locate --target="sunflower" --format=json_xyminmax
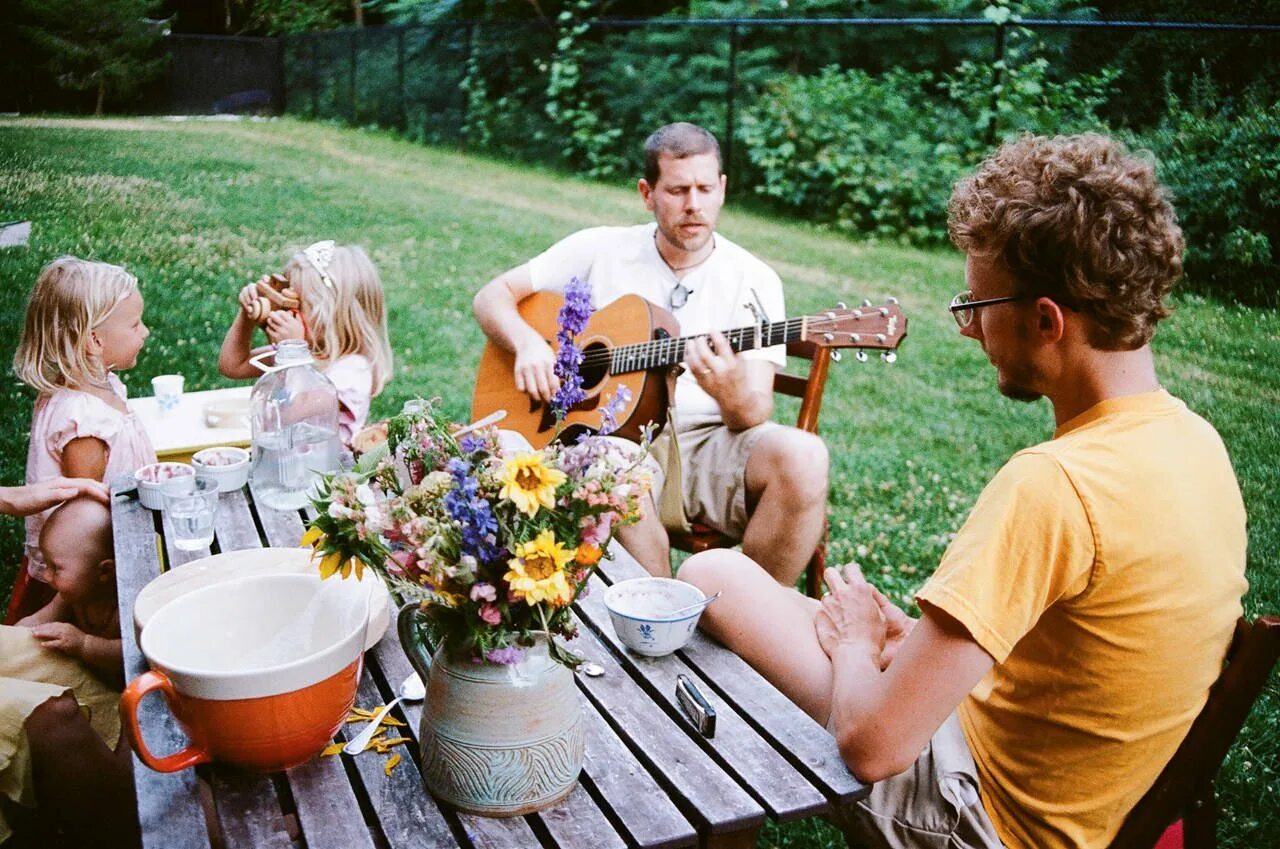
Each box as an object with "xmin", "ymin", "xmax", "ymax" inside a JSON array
[
  {"xmin": 301, "ymin": 526, "xmax": 364, "ymax": 579},
  {"xmin": 499, "ymin": 452, "xmax": 566, "ymax": 516},
  {"xmin": 504, "ymin": 530, "xmax": 576, "ymax": 606}
]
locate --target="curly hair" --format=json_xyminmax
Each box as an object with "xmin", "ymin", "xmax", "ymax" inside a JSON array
[{"xmin": 948, "ymin": 133, "xmax": 1184, "ymax": 350}]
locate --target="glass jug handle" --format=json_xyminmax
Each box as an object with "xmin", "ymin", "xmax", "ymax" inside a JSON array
[{"xmin": 249, "ymin": 349, "xmax": 278, "ymax": 374}]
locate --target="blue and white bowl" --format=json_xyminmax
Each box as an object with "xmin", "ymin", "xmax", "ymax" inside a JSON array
[{"xmin": 603, "ymin": 577, "xmax": 706, "ymax": 657}]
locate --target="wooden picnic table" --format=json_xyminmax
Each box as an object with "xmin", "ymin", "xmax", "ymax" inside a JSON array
[{"xmin": 112, "ymin": 480, "xmax": 868, "ymax": 849}]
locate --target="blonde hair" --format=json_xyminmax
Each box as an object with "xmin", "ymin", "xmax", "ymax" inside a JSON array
[
  {"xmin": 13, "ymin": 257, "xmax": 140, "ymax": 394},
  {"xmin": 283, "ymin": 244, "xmax": 392, "ymax": 394}
]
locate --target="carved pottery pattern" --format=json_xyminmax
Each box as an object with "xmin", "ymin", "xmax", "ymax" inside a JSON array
[{"xmin": 422, "ymin": 712, "xmax": 585, "ymax": 814}]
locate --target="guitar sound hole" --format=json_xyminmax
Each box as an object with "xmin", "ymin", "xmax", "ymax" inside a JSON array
[{"xmin": 579, "ymin": 342, "xmax": 610, "ymax": 390}]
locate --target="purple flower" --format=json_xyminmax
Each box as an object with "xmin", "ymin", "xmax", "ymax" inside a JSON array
[
  {"xmin": 598, "ymin": 385, "xmax": 632, "ymax": 436},
  {"xmin": 459, "ymin": 434, "xmax": 486, "ymax": 454},
  {"xmin": 443, "ymin": 459, "xmax": 502, "ymax": 564},
  {"xmin": 485, "ymin": 645, "xmax": 526, "ymax": 665},
  {"xmin": 551, "ymin": 277, "xmax": 593, "ymax": 418}
]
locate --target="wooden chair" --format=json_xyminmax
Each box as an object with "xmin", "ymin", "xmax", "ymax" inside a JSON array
[
  {"xmin": 1108, "ymin": 614, "xmax": 1280, "ymax": 849},
  {"xmin": 668, "ymin": 338, "xmax": 834, "ymax": 598}
]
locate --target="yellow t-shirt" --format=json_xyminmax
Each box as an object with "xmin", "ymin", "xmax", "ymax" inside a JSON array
[{"xmin": 917, "ymin": 390, "xmax": 1247, "ymax": 849}]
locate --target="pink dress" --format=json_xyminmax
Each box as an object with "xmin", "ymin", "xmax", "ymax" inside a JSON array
[
  {"xmin": 24, "ymin": 374, "xmax": 156, "ymax": 579},
  {"xmin": 323, "ymin": 354, "xmax": 374, "ymax": 447}
]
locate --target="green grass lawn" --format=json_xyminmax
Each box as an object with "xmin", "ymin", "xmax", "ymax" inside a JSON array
[{"xmin": 1, "ymin": 116, "xmax": 1277, "ymax": 847}]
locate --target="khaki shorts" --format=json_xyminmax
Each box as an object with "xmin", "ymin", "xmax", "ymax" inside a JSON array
[
  {"xmin": 643, "ymin": 414, "xmax": 782, "ymax": 538},
  {"xmin": 832, "ymin": 714, "xmax": 1005, "ymax": 849}
]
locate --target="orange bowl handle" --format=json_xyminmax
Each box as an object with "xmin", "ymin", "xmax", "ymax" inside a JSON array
[{"xmin": 120, "ymin": 670, "xmax": 210, "ymax": 773}]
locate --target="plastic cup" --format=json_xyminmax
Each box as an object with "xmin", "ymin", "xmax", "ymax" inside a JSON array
[
  {"xmin": 152, "ymin": 374, "xmax": 185, "ymax": 417},
  {"xmin": 162, "ymin": 475, "xmax": 218, "ymax": 551}
]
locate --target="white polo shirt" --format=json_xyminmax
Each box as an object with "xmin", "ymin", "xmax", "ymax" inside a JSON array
[{"xmin": 527, "ymin": 223, "xmax": 786, "ymax": 418}]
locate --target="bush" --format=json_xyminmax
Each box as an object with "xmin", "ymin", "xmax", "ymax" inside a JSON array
[{"xmin": 1133, "ymin": 78, "xmax": 1280, "ymax": 307}]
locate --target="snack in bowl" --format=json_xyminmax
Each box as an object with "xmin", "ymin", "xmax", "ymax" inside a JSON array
[
  {"xmin": 191, "ymin": 446, "xmax": 250, "ymax": 492},
  {"xmin": 603, "ymin": 577, "xmax": 707, "ymax": 657},
  {"xmin": 135, "ymin": 462, "xmax": 194, "ymax": 510},
  {"xmin": 350, "ymin": 421, "xmax": 388, "ymax": 456}
]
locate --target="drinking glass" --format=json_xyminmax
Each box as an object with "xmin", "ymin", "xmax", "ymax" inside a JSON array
[{"xmin": 162, "ymin": 474, "xmax": 219, "ymax": 551}]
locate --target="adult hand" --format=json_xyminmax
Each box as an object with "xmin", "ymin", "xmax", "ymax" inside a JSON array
[
  {"xmin": 265, "ymin": 310, "xmax": 306, "ymax": 342},
  {"xmin": 870, "ymin": 585, "xmax": 916, "ymax": 670},
  {"xmin": 814, "ymin": 565, "xmax": 886, "ymax": 664},
  {"xmin": 30, "ymin": 622, "xmax": 87, "ymax": 657},
  {"xmin": 683, "ymin": 331, "xmax": 742, "ymax": 398},
  {"xmin": 0, "ymin": 478, "xmax": 110, "ymax": 517},
  {"xmin": 514, "ymin": 339, "xmax": 559, "ymax": 404}
]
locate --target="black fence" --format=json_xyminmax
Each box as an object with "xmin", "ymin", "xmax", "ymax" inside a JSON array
[{"xmin": 165, "ymin": 16, "xmax": 1278, "ymax": 177}]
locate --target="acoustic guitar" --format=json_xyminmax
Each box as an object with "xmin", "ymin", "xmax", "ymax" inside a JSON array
[{"xmin": 472, "ymin": 292, "xmax": 908, "ymax": 449}]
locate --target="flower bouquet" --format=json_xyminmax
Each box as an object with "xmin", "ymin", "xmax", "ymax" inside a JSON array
[
  {"xmin": 300, "ymin": 279, "xmax": 651, "ymax": 815},
  {"xmin": 300, "ymin": 279, "xmax": 651, "ymax": 668}
]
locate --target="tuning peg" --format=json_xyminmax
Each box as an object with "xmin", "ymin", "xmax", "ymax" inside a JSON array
[
  {"xmin": 830, "ymin": 350, "xmax": 842, "ymax": 363},
  {"xmin": 836, "ymin": 301, "xmax": 847, "ymax": 309},
  {"xmin": 878, "ymin": 307, "xmax": 889, "ymax": 317},
  {"xmin": 861, "ymin": 298, "xmax": 872, "ymax": 307},
  {"xmin": 848, "ymin": 333, "xmax": 862, "ymax": 343},
  {"xmin": 876, "ymin": 334, "xmax": 887, "ymax": 344},
  {"xmin": 881, "ymin": 351, "xmax": 897, "ymax": 364},
  {"xmin": 825, "ymin": 311, "xmax": 837, "ymax": 320},
  {"xmin": 823, "ymin": 332, "xmax": 835, "ymax": 342},
  {"xmin": 855, "ymin": 350, "xmax": 869, "ymax": 363},
  {"xmin": 887, "ymin": 297, "xmax": 899, "ymax": 305}
]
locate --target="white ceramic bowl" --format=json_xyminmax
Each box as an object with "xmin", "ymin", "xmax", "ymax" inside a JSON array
[
  {"xmin": 192, "ymin": 446, "xmax": 250, "ymax": 492},
  {"xmin": 135, "ymin": 462, "xmax": 195, "ymax": 510},
  {"xmin": 603, "ymin": 577, "xmax": 706, "ymax": 657}
]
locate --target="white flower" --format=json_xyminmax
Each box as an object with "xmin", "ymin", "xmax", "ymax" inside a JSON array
[{"xmin": 328, "ymin": 502, "xmax": 351, "ymax": 520}]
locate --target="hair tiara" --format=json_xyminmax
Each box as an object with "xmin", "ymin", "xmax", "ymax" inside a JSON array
[{"xmin": 302, "ymin": 240, "xmax": 337, "ymax": 290}]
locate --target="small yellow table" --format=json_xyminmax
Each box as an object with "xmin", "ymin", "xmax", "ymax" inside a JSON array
[{"xmin": 128, "ymin": 386, "xmax": 252, "ymax": 464}]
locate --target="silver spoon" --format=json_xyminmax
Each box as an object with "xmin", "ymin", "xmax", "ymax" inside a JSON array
[
  {"xmin": 664, "ymin": 590, "xmax": 722, "ymax": 620},
  {"xmin": 343, "ymin": 672, "xmax": 426, "ymax": 755}
]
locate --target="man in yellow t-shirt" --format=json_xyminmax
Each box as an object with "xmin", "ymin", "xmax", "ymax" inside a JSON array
[{"xmin": 679, "ymin": 133, "xmax": 1248, "ymax": 849}]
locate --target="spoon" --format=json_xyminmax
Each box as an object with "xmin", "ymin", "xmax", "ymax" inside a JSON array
[
  {"xmin": 664, "ymin": 590, "xmax": 722, "ymax": 620},
  {"xmin": 343, "ymin": 672, "xmax": 426, "ymax": 755}
]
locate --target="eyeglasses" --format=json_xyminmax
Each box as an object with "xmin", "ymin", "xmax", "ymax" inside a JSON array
[
  {"xmin": 948, "ymin": 290, "xmax": 1034, "ymax": 328},
  {"xmin": 669, "ymin": 282, "xmax": 693, "ymax": 310}
]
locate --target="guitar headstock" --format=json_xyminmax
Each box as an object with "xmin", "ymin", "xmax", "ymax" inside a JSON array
[{"xmin": 801, "ymin": 299, "xmax": 908, "ymax": 360}]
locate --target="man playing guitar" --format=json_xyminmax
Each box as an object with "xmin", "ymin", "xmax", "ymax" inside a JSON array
[{"xmin": 472, "ymin": 122, "xmax": 828, "ymax": 585}]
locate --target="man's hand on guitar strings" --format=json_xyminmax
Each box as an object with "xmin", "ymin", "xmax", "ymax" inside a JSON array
[
  {"xmin": 684, "ymin": 331, "xmax": 741, "ymax": 397},
  {"xmin": 514, "ymin": 338, "xmax": 560, "ymax": 404}
]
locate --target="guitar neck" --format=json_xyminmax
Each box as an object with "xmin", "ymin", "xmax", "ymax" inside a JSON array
[{"xmin": 608, "ymin": 318, "xmax": 803, "ymax": 375}]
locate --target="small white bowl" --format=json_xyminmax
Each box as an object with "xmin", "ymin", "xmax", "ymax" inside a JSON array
[
  {"xmin": 192, "ymin": 446, "xmax": 250, "ymax": 492},
  {"xmin": 603, "ymin": 577, "xmax": 706, "ymax": 657},
  {"xmin": 135, "ymin": 462, "xmax": 195, "ymax": 510}
]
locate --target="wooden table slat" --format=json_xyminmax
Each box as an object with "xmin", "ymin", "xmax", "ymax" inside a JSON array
[
  {"xmin": 579, "ymin": 707, "xmax": 697, "ymax": 849},
  {"xmin": 214, "ymin": 488, "xmax": 264, "ymax": 552},
  {"xmin": 568, "ymin": 607, "xmax": 766, "ymax": 832},
  {"xmin": 287, "ymin": 753, "xmax": 379, "ymax": 849},
  {"xmin": 576, "ymin": 575, "xmax": 828, "ymax": 822},
  {"xmin": 209, "ymin": 771, "xmax": 292, "ymax": 849},
  {"xmin": 111, "ymin": 483, "xmax": 212, "ymax": 849},
  {"xmin": 597, "ymin": 554, "xmax": 870, "ymax": 803},
  {"xmin": 535, "ymin": 781, "xmax": 627, "ymax": 849},
  {"xmin": 256, "ymin": 501, "xmax": 307, "ymax": 549},
  {"xmin": 336, "ymin": 663, "xmax": 461, "ymax": 849}
]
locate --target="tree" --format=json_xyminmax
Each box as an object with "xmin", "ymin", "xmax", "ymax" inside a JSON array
[{"xmin": 19, "ymin": 0, "xmax": 168, "ymax": 115}]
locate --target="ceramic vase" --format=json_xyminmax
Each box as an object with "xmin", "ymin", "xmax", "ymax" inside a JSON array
[{"xmin": 397, "ymin": 604, "xmax": 585, "ymax": 817}]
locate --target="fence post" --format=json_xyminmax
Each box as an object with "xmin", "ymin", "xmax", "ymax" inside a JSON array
[
  {"xmin": 275, "ymin": 36, "xmax": 287, "ymax": 115},
  {"xmin": 397, "ymin": 28, "xmax": 407, "ymax": 131},
  {"xmin": 310, "ymin": 37, "xmax": 319, "ymax": 118},
  {"xmin": 987, "ymin": 21, "xmax": 1006, "ymax": 146},
  {"xmin": 724, "ymin": 23, "xmax": 739, "ymax": 183},
  {"xmin": 349, "ymin": 29, "xmax": 358, "ymax": 124}
]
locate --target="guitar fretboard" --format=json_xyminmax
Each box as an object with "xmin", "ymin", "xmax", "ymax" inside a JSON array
[{"xmin": 608, "ymin": 318, "xmax": 805, "ymax": 375}]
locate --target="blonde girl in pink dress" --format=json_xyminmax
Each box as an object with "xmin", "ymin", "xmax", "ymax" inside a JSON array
[
  {"xmin": 13, "ymin": 257, "xmax": 157, "ymax": 583},
  {"xmin": 218, "ymin": 241, "xmax": 393, "ymax": 446}
]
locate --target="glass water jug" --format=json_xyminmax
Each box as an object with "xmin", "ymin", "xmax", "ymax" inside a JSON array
[{"xmin": 248, "ymin": 339, "xmax": 341, "ymax": 510}]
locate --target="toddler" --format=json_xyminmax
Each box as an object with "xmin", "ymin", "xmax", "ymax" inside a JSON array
[
  {"xmin": 219, "ymin": 241, "xmax": 393, "ymax": 446},
  {"xmin": 1, "ymin": 497, "xmax": 133, "ymax": 847},
  {"xmin": 13, "ymin": 257, "xmax": 156, "ymax": 584}
]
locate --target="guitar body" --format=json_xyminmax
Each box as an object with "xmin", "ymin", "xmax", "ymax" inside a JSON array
[{"xmin": 472, "ymin": 292, "xmax": 681, "ymax": 449}]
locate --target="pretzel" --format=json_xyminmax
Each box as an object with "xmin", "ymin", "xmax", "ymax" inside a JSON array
[{"xmin": 245, "ymin": 273, "xmax": 302, "ymax": 324}]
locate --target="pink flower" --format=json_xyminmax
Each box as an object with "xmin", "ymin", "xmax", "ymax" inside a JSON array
[
  {"xmin": 478, "ymin": 603, "xmax": 502, "ymax": 625},
  {"xmin": 470, "ymin": 582, "xmax": 497, "ymax": 602},
  {"xmin": 580, "ymin": 514, "xmax": 613, "ymax": 546}
]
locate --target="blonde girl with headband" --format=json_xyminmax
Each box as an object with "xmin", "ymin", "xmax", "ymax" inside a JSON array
[
  {"xmin": 13, "ymin": 257, "xmax": 157, "ymax": 585},
  {"xmin": 218, "ymin": 241, "xmax": 393, "ymax": 445}
]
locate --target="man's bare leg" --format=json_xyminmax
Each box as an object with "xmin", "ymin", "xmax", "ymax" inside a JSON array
[
  {"xmin": 614, "ymin": 493, "xmax": 672, "ymax": 577},
  {"xmin": 679, "ymin": 549, "xmax": 832, "ymax": 723},
  {"xmin": 742, "ymin": 428, "xmax": 829, "ymax": 585}
]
